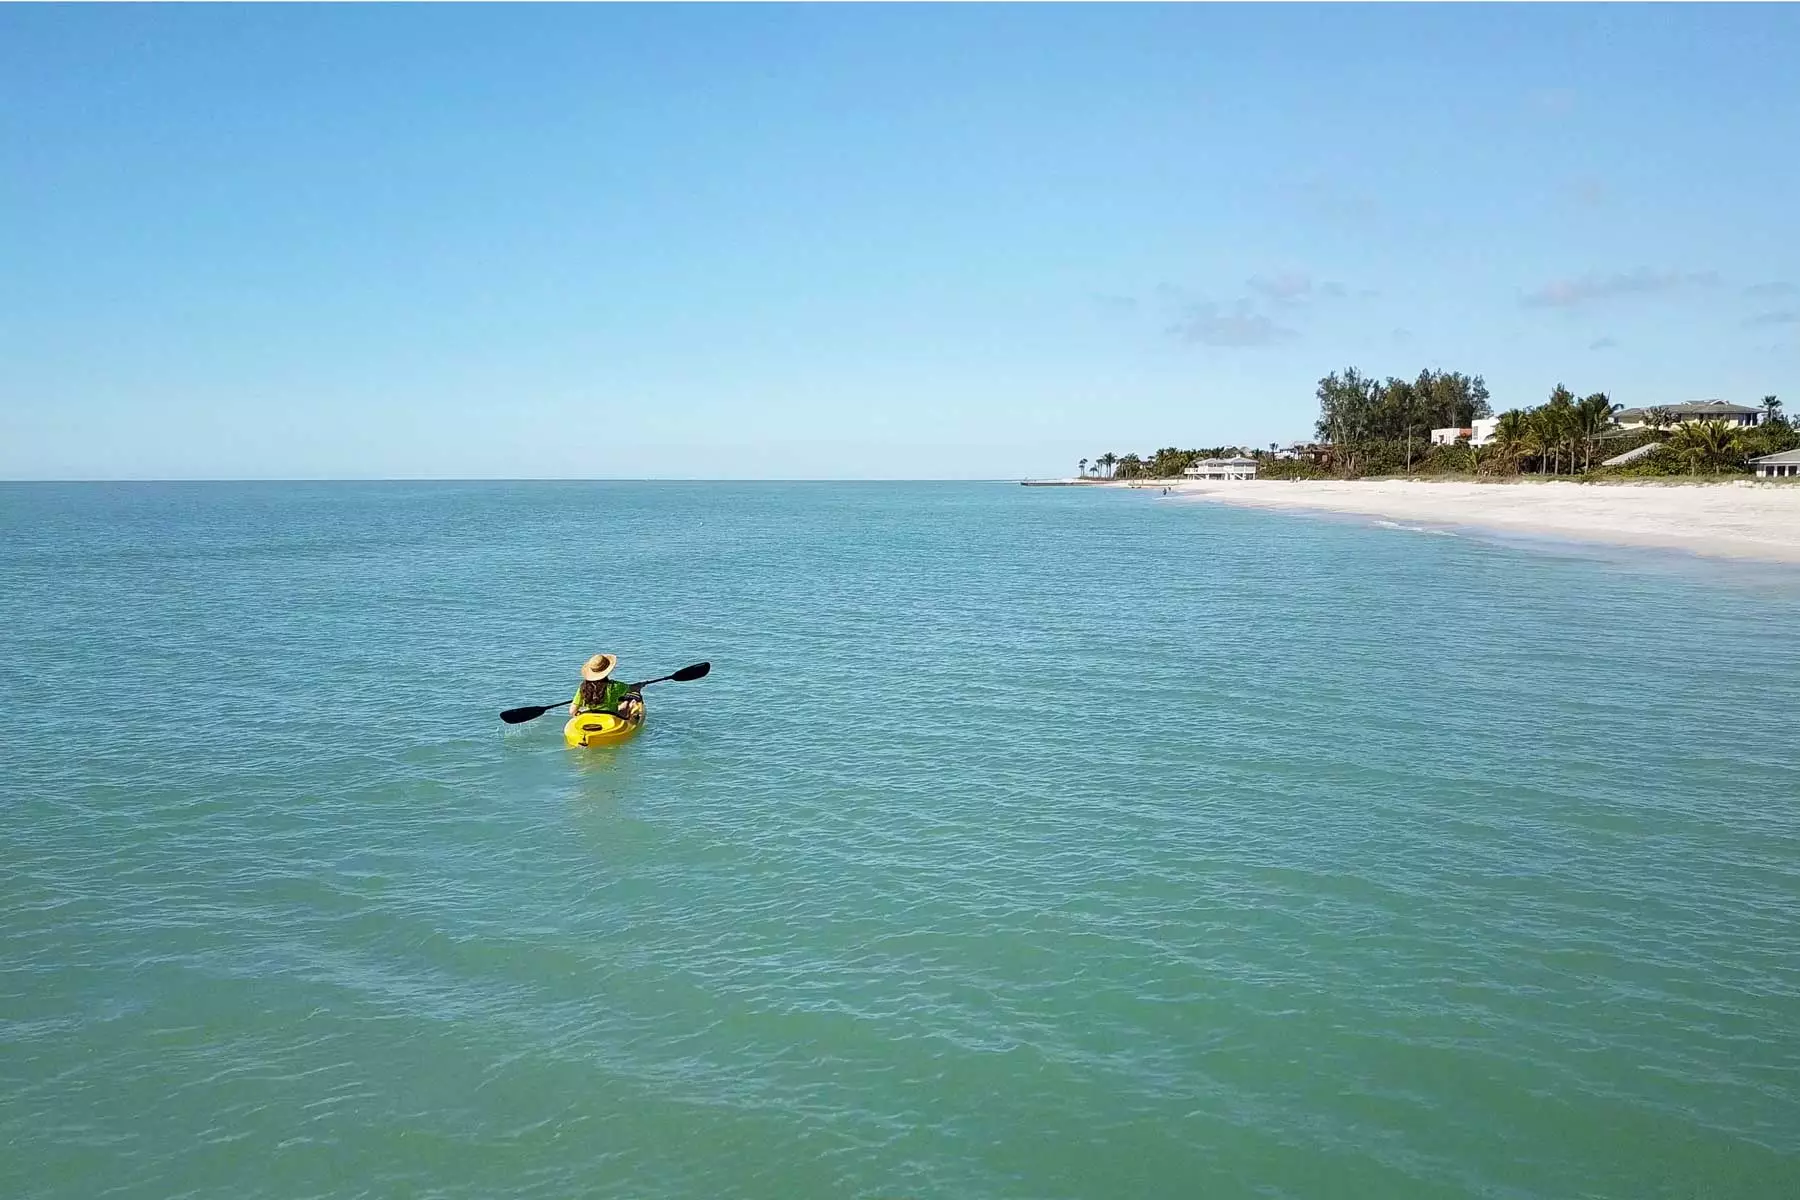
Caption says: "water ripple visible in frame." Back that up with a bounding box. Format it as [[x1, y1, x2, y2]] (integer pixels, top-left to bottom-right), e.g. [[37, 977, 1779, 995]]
[[3, 482, 1798, 1199]]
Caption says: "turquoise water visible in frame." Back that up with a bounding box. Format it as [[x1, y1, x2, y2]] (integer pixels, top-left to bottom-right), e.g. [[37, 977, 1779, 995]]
[[4, 481, 1798, 1199]]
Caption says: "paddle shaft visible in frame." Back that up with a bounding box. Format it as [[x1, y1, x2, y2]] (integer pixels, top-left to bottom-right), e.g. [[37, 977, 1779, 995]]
[[500, 661, 710, 724]]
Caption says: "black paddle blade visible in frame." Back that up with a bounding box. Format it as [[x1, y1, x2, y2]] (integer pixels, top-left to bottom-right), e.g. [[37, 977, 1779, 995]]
[[670, 661, 711, 682], [500, 703, 559, 725]]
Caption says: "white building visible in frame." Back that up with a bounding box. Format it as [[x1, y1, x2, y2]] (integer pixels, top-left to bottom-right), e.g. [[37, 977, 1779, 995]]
[[1470, 417, 1501, 447], [1750, 450, 1800, 478], [1182, 456, 1258, 481], [1429, 426, 1472, 446]]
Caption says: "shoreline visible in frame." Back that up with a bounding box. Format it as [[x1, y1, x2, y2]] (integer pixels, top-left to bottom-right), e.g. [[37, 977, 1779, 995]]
[[1127, 478, 1800, 565]]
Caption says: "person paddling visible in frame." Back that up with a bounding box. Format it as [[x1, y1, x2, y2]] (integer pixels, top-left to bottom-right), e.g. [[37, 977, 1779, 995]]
[[569, 653, 643, 721]]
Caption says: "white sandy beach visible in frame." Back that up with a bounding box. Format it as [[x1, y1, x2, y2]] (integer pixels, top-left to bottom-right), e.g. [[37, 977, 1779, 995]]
[[1159, 479, 1800, 564]]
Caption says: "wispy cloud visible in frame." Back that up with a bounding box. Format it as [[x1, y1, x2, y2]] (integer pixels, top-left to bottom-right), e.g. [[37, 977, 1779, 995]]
[[1246, 272, 1314, 304], [1588, 336, 1619, 351], [1522, 268, 1720, 309], [1744, 281, 1798, 299], [1743, 310, 1800, 328], [1168, 303, 1298, 347], [1244, 272, 1354, 306], [1159, 269, 1361, 347], [1089, 292, 1139, 315]]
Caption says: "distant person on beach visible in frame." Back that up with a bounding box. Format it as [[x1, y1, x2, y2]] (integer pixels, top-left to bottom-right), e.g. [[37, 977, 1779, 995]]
[[569, 653, 643, 720]]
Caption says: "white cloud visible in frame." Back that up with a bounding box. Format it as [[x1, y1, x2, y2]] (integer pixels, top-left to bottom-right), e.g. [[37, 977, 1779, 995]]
[[1168, 303, 1298, 347], [1522, 269, 1719, 308]]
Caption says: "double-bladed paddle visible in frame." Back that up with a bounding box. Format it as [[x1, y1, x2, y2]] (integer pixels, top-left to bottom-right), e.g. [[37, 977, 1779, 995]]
[[500, 661, 711, 725]]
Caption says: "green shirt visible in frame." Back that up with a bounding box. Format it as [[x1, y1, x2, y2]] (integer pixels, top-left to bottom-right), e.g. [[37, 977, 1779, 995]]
[[573, 679, 637, 715]]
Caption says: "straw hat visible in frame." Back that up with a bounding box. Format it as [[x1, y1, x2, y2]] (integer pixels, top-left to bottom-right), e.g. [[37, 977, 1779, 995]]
[[581, 653, 618, 682]]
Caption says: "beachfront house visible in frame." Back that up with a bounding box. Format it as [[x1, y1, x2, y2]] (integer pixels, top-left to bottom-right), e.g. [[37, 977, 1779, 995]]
[[1429, 418, 1502, 447], [1616, 400, 1765, 430], [1182, 456, 1258, 481], [1276, 442, 1331, 463], [1750, 450, 1800, 478]]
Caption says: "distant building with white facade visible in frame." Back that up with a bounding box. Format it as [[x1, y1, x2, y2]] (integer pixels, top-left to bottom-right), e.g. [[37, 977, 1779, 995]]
[[1430, 417, 1503, 447], [1182, 456, 1258, 481], [1750, 450, 1800, 478]]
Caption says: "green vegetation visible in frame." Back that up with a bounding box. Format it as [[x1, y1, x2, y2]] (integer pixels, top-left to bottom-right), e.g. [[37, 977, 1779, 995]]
[[1078, 448, 1244, 479], [1080, 378, 1794, 483], [1593, 415, 1798, 478], [1314, 367, 1493, 476], [1481, 385, 1620, 474], [1303, 370, 1795, 480]]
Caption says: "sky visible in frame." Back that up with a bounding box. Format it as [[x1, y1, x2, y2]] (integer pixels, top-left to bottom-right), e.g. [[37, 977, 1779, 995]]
[[3, 4, 1798, 480]]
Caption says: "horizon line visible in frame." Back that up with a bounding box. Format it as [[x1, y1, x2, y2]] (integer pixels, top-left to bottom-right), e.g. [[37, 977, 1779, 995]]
[[0, 476, 1035, 485]]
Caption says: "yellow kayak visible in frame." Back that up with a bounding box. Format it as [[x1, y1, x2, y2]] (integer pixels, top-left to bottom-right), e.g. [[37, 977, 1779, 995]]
[[563, 704, 646, 748]]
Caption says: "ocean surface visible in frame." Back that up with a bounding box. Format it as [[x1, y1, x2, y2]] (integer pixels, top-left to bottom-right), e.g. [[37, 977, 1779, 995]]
[[4, 480, 1798, 1200]]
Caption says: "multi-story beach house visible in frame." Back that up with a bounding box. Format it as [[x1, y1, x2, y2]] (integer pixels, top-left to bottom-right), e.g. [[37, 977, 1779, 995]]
[[1182, 456, 1259, 481], [1616, 400, 1765, 429], [1429, 418, 1501, 447]]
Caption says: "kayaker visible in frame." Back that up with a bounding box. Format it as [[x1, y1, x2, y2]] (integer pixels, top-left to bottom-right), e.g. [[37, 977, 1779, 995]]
[[569, 653, 643, 720]]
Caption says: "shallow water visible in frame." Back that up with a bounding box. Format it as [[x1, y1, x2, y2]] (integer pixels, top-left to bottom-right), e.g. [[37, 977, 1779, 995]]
[[4, 481, 1798, 1198]]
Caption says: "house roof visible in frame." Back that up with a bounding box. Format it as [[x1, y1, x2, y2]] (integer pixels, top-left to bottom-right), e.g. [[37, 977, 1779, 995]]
[[1617, 399, 1764, 417], [1750, 449, 1800, 464], [1602, 441, 1663, 466]]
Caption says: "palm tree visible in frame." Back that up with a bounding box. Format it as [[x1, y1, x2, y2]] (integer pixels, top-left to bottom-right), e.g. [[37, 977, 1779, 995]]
[[1078, 457, 1088, 478], [1529, 405, 1568, 474], [1666, 420, 1743, 475], [1762, 395, 1783, 424], [1097, 452, 1119, 479], [1491, 409, 1532, 473], [1576, 392, 1620, 471], [1641, 406, 1676, 431], [1531, 385, 1578, 474]]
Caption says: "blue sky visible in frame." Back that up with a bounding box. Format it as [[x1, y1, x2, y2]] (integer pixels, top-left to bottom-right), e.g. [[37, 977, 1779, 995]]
[[3, 4, 1797, 479]]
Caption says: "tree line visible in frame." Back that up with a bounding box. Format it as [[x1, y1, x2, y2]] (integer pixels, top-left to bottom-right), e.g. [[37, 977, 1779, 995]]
[[1077, 366, 1796, 481], [1301, 366, 1796, 479], [1313, 368, 1493, 476], [1078, 448, 1244, 480], [1487, 386, 1621, 474], [1487, 391, 1793, 476]]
